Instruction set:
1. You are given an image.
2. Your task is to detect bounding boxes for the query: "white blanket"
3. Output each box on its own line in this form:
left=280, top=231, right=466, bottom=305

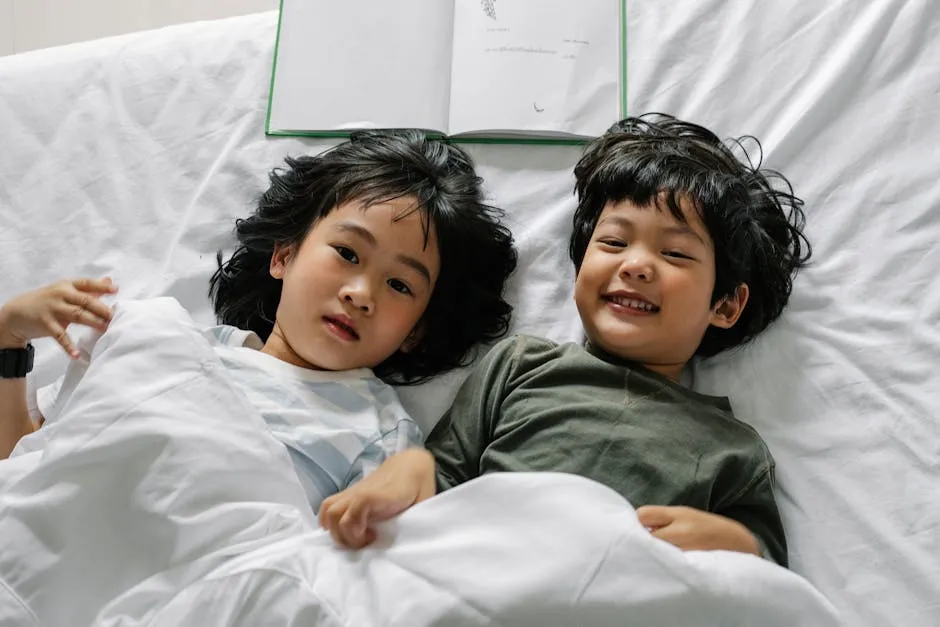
left=0, top=299, right=840, bottom=626
left=3, top=2, right=940, bottom=624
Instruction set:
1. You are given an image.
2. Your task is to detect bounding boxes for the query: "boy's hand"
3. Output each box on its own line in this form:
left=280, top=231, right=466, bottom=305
left=636, top=505, right=760, bottom=556
left=0, top=278, right=118, bottom=357
left=319, top=448, right=436, bottom=549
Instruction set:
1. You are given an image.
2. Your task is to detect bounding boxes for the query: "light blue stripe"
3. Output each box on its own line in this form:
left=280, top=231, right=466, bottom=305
left=284, top=445, right=339, bottom=511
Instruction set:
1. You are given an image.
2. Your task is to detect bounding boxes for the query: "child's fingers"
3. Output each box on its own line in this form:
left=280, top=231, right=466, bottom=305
left=64, top=290, right=113, bottom=326
left=327, top=524, right=347, bottom=549
left=72, top=277, right=119, bottom=295
left=636, top=505, right=676, bottom=530
left=319, top=497, right=345, bottom=532
left=649, top=525, right=687, bottom=550
left=321, top=502, right=351, bottom=547
left=321, top=498, right=368, bottom=548
left=57, top=301, right=110, bottom=333
left=320, top=493, right=382, bottom=548
left=46, top=318, right=79, bottom=359
left=318, top=495, right=339, bottom=529
left=337, top=500, right=373, bottom=549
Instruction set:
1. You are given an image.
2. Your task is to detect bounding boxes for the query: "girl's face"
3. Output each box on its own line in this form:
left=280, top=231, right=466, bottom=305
left=263, top=195, right=439, bottom=372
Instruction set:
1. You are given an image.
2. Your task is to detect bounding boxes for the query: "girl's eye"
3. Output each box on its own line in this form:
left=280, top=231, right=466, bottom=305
left=599, top=238, right=627, bottom=248
left=664, top=250, right=693, bottom=260
left=334, top=246, right=358, bottom=263
left=388, top=278, right=413, bottom=296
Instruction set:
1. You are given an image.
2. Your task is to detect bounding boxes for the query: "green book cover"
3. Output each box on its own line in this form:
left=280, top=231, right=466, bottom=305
left=266, top=0, right=627, bottom=146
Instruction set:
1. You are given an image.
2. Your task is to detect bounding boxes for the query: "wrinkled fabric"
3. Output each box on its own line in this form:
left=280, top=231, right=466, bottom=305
left=0, top=300, right=839, bottom=625
left=1, top=3, right=938, bottom=624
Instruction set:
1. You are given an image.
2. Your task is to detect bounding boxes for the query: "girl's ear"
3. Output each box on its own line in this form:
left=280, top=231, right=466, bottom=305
left=709, top=283, right=750, bottom=329
left=399, top=323, right=425, bottom=353
left=270, top=244, right=295, bottom=280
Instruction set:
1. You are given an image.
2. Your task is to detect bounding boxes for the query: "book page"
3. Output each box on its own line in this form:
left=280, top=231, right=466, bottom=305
left=268, top=0, right=455, bottom=134
left=448, top=0, right=623, bottom=137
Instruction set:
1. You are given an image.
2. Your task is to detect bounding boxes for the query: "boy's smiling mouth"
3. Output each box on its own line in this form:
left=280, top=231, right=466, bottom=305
left=603, top=291, right=660, bottom=314
left=323, top=315, right=360, bottom=341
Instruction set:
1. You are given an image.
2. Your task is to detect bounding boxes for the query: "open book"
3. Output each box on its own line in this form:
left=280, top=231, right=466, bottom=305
left=266, top=0, right=626, bottom=143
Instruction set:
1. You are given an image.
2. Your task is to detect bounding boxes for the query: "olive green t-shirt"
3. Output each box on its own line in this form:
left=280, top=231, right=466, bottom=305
left=425, top=334, right=787, bottom=566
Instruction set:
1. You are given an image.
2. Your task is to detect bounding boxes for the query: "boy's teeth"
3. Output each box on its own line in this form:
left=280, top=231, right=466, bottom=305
left=611, top=296, right=655, bottom=311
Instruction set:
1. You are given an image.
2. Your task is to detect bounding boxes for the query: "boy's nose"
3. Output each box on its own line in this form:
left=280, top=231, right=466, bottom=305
left=619, top=256, right=655, bottom=282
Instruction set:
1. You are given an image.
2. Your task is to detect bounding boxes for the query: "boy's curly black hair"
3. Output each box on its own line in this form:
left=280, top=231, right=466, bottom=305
left=210, top=130, right=517, bottom=384
left=570, top=113, right=811, bottom=357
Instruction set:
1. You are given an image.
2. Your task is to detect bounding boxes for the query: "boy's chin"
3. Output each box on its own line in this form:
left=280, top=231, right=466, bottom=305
left=586, top=332, right=646, bottom=361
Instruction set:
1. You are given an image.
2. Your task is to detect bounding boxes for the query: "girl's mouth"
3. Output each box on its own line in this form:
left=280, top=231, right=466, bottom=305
left=323, top=316, right=360, bottom=341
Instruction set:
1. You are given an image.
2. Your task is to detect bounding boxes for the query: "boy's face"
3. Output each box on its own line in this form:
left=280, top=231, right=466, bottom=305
left=265, top=195, right=439, bottom=372
left=574, top=194, right=746, bottom=380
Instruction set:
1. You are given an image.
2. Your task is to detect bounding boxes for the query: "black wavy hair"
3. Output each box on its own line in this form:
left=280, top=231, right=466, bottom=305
left=570, top=113, right=811, bottom=357
left=210, top=130, right=517, bottom=384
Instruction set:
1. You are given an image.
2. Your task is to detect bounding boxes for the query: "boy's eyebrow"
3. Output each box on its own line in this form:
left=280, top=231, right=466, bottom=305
left=335, top=222, right=377, bottom=246
left=598, top=215, right=707, bottom=246
left=335, top=221, right=432, bottom=284
left=664, top=224, right=707, bottom=246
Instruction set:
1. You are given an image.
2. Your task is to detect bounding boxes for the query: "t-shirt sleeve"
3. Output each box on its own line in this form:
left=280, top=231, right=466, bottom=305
left=424, top=336, right=522, bottom=493
left=203, top=325, right=264, bottom=349
left=715, top=465, right=788, bottom=567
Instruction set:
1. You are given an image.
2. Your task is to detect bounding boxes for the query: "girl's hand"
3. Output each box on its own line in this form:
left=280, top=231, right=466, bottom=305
left=0, top=278, right=118, bottom=357
left=319, top=448, right=437, bottom=549
left=636, top=505, right=760, bottom=556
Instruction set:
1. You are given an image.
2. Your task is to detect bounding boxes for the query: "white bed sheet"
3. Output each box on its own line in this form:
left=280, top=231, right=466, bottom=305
left=0, top=2, right=937, bottom=625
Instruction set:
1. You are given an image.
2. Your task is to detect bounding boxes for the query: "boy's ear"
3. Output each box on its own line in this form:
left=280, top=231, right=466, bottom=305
left=269, top=244, right=295, bottom=280
left=709, top=284, right=749, bottom=329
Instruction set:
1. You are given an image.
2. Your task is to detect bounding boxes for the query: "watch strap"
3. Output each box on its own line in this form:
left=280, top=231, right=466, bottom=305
left=0, top=343, right=34, bottom=378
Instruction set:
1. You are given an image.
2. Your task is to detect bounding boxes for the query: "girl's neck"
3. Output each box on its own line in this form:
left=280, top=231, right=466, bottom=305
left=260, top=323, right=323, bottom=371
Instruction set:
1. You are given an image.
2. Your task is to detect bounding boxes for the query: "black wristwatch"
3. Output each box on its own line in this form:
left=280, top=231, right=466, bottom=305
left=0, top=343, right=34, bottom=379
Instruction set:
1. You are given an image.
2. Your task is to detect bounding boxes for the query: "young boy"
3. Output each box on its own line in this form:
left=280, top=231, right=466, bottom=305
left=0, top=131, right=518, bottom=514
left=319, top=114, right=811, bottom=567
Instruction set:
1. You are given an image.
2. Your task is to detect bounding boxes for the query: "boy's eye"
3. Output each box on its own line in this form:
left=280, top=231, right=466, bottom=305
left=598, top=238, right=627, bottom=248
left=388, top=278, right=413, bottom=295
left=664, top=250, right=693, bottom=260
left=334, top=246, right=358, bottom=263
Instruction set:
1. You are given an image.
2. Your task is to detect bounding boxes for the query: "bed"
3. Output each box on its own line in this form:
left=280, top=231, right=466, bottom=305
left=0, top=1, right=937, bottom=625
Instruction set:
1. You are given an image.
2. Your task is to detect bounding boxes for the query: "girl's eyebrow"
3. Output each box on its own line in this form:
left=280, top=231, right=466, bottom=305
left=334, top=221, right=432, bottom=285
left=396, top=255, right=432, bottom=285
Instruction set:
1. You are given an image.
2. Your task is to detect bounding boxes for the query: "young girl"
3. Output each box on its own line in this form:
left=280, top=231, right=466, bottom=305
left=0, top=130, right=518, bottom=512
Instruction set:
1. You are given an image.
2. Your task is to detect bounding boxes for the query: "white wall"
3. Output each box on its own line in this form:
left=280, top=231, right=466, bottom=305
left=0, top=0, right=277, bottom=56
